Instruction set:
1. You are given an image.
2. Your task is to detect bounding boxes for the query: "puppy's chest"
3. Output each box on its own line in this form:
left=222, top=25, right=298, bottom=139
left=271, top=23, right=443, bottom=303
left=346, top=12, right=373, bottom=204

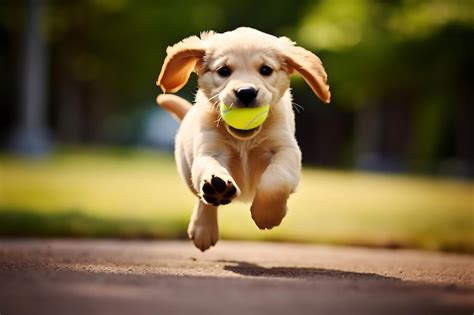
left=226, top=141, right=273, bottom=200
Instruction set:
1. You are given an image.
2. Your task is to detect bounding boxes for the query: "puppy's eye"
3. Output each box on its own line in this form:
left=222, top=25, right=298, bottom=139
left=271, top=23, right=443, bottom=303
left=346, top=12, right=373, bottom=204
left=259, top=65, right=273, bottom=76
left=217, top=66, right=232, bottom=77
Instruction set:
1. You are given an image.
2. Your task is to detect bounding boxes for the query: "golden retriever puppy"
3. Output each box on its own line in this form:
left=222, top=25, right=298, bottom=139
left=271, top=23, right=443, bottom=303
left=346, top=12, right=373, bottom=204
left=157, top=27, right=330, bottom=251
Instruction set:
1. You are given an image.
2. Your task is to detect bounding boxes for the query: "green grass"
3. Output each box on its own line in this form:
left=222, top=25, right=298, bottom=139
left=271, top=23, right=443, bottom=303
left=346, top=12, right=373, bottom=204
left=1, top=147, right=473, bottom=252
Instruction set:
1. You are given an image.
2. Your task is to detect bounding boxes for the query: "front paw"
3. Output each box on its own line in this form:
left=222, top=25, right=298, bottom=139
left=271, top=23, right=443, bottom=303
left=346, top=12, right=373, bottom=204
left=188, top=220, right=218, bottom=252
left=200, top=175, right=240, bottom=206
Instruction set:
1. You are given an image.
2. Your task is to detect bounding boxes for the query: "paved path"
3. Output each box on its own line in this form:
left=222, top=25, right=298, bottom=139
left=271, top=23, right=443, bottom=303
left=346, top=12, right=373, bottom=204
left=0, top=240, right=472, bottom=315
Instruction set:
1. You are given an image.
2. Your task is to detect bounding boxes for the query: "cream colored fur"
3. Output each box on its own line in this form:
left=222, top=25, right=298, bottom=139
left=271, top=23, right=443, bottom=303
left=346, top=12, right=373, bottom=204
left=156, top=27, right=330, bottom=251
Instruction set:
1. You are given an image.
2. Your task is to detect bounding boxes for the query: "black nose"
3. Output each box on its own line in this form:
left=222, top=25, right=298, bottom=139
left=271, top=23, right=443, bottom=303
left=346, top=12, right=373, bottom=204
left=235, top=87, right=258, bottom=106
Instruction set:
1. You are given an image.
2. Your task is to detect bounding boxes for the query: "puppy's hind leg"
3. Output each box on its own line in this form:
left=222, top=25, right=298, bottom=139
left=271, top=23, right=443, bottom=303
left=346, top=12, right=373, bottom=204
left=188, top=200, right=219, bottom=251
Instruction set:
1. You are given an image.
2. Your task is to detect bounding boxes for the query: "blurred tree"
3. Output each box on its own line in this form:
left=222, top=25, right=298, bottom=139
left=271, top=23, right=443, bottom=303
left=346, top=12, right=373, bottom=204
left=292, top=0, right=474, bottom=174
left=42, top=0, right=314, bottom=143
left=6, top=0, right=51, bottom=156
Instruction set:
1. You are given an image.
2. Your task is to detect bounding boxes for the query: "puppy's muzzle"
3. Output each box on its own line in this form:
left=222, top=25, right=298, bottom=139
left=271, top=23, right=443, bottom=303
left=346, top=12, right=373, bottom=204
left=224, top=87, right=263, bottom=139
left=235, top=87, right=258, bottom=107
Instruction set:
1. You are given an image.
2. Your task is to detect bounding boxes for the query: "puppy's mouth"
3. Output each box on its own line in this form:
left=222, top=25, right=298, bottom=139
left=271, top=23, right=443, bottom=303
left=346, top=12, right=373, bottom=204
left=225, top=124, right=262, bottom=140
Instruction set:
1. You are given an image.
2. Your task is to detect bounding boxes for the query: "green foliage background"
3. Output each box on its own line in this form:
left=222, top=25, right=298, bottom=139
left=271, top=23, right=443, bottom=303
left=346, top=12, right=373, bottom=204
left=1, top=0, right=472, bottom=172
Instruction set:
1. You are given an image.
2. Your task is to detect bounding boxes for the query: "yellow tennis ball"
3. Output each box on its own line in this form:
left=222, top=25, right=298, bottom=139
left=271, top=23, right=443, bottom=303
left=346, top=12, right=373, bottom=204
left=219, top=103, right=270, bottom=130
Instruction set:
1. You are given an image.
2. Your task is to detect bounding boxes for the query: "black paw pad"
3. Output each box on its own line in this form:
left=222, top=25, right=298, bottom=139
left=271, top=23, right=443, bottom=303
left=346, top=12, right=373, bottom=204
left=203, top=195, right=217, bottom=204
left=223, top=185, right=237, bottom=198
left=201, top=175, right=238, bottom=206
left=211, top=176, right=227, bottom=193
left=202, top=182, right=215, bottom=195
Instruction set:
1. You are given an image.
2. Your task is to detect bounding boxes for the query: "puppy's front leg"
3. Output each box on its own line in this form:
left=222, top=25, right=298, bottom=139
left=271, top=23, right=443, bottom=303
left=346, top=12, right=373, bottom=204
left=191, top=155, right=240, bottom=206
left=188, top=155, right=240, bottom=251
left=251, top=144, right=301, bottom=229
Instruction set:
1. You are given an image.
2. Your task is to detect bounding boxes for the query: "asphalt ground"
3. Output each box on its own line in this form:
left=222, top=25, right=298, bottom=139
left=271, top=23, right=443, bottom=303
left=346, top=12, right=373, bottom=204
left=0, top=239, right=472, bottom=315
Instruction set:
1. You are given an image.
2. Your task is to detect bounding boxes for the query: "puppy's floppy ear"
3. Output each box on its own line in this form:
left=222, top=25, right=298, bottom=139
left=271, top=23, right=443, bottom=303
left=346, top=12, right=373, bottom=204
left=279, top=37, right=331, bottom=103
left=157, top=35, right=207, bottom=93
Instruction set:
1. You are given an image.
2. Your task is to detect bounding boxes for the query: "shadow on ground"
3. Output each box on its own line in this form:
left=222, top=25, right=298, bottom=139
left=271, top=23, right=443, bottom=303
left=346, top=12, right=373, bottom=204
left=222, top=260, right=401, bottom=281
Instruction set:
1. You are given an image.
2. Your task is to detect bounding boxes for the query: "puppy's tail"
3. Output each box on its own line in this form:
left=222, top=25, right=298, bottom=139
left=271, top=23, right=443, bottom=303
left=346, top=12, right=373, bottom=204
left=156, top=94, right=192, bottom=122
